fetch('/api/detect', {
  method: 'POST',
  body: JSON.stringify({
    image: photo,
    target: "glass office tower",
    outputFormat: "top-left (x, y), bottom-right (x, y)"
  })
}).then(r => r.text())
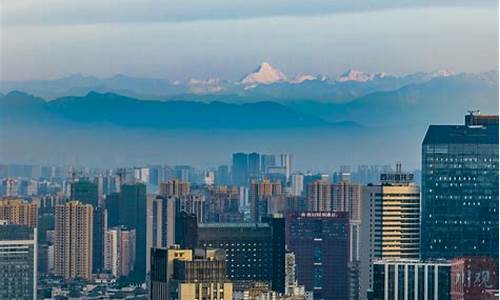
top-left (421, 112), bottom-right (498, 259)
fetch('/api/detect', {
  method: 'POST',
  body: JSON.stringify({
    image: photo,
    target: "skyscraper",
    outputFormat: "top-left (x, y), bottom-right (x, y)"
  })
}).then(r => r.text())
top-left (290, 172), bottom-right (304, 196)
top-left (120, 183), bottom-right (147, 281)
top-left (331, 179), bottom-right (363, 300)
top-left (248, 152), bottom-right (261, 178)
top-left (197, 218), bottom-right (285, 291)
top-left (360, 165), bottom-right (420, 298)
top-left (54, 201), bottom-right (93, 280)
top-left (366, 165), bottom-right (420, 260)
top-left (148, 195), bottom-right (176, 249)
top-left (0, 224), bottom-right (37, 300)
top-left (215, 165), bottom-right (230, 186)
top-left (175, 211), bottom-right (198, 250)
top-left (331, 180), bottom-right (362, 260)
top-left (0, 198), bottom-right (38, 227)
top-left (232, 152), bottom-right (249, 186)
top-left (286, 211), bottom-right (350, 300)
top-left (150, 246), bottom-right (193, 300)
top-left (71, 180), bottom-right (99, 207)
top-left (169, 248), bottom-right (233, 300)
top-left (104, 226), bottom-right (136, 277)
top-left (421, 112), bottom-right (499, 259)
top-left (159, 179), bottom-right (190, 197)
top-left (261, 154), bottom-right (276, 175)
top-left (279, 154), bottom-right (292, 182)
top-left (105, 192), bottom-right (120, 227)
top-left (249, 179), bottom-right (282, 222)
top-left (306, 179), bottom-right (331, 212)
top-left (92, 207), bottom-right (107, 274)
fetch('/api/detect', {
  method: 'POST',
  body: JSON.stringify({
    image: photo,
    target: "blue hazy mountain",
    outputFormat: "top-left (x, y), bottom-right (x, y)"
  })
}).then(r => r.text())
top-left (0, 91), bottom-right (334, 128)
top-left (2, 71), bottom-right (497, 129)
top-left (0, 74), bottom-right (188, 101)
top-left (286, 71), bottom-right (498, 126)
top-left (0, 70), bottom-right (497, 169)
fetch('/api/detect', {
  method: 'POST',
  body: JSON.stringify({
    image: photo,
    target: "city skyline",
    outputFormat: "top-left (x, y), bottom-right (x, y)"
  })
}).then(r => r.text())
top-left (0, 1), bottom-right (498, 299)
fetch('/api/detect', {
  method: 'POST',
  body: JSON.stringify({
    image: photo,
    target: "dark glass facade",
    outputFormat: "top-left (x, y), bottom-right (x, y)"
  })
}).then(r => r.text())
top-left (232, 153), bottom-right (249, 186)
top-left (175, 211), bottom-right (198, 250)
top-left (92, 207), bottom-right (107, 273)
top-left (286, 212), bottom-right (350, 300)
top-left (197, 218), bottom-right (285, 291)
top-left (71, 180), bottom-right (98, 207)
top-left (120, 183), bottom-right (147, 281)
top-left (421, 120), bottom-right (499, 259)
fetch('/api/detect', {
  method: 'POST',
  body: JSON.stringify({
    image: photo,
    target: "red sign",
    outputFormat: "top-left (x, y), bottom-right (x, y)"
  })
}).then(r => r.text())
top-left (451, 256), bottom-right (498, 300)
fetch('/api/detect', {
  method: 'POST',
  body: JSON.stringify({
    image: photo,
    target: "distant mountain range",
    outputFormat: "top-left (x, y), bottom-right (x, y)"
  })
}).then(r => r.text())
top-left (1, 69), bottom-right (497, 130)
top-left (1, 66), bottom-right (497, 168)
top-left (2, 63), bottom-right (493, 103)
top-left (0, 91), bottom-right (338, 129)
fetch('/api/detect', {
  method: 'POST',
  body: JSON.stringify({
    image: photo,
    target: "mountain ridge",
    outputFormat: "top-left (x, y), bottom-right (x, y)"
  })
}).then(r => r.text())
top-left (0, 91), bottom-right (343, 129)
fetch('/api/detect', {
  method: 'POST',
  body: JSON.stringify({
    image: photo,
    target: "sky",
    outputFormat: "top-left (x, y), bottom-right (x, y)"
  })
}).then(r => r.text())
top-left (1, 0), bottom-right (498, 81)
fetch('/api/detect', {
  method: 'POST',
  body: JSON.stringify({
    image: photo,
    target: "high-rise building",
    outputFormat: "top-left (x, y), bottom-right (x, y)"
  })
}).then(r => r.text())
top-left (104, 226), bottom-right (136, 277)
top-left (175, 211), bottom-right (198, 250)
top-left (279, 154), bottom-right (293, 182)
top-left (306, 180), bottom-right (331, 212)
top-left (421, 112), bottom-right (499, 259)
top-left (367, 165), bottom-right (420, 259)
top-left (54, 201), bottom-right (93, 280)
top-left (372, 259), bottom-right (452, 300)
top-left (177, 194), bottom-right (206, 223)
top-left (150, 246), bottom-right (193, 300)
top-left (285, 251), bottom-right (297, 295)
top-left (249, 179), bottom-right (282, 222)
top-left (92, 207), bottom-right (107, 274)
top-left (148, 195), bottom-right (176, 249)
top-left (197, 217), bottom-right (285, 292)
top-left (71, 180), bottom-right (99, 207)
top-left (331, 179), bottom-right (363, 300)
top-left (159, 179), bottom-right (190, 197)
top-left (261, 154), bottom-right (276, 175)
top-left (215, 165), bottom-right (230, 186)
top-left (232, 152), bottom-right (249, 186)
top-left (119, 183), bottom-right (147, 280)
top-left (290, 172), bottom-right (304, 196)
top-left (0, 198), bottom-right (38, 227)
top-left (150, 247), bottom-right (233, 300)
top-left (450, 256), bottom-right (498, 300)
top-left (104, 228), bottom-right (118, 277)
top-left (248, 152), bottom-right (261, 178)
top-left (175, 165), bottom-right (192, 183)
top-left (105, 192), bottom-right (120, 227)
top-left (0, 224), bottom-right (37, 300)
top-left (331, 180), bottom-right (363, 260)
top-left (170, 248), bottom-right (233, 300)
top-left (286, 211), bottom-right (350, 300)
top-left (360, 165), bottom-right (420, 299)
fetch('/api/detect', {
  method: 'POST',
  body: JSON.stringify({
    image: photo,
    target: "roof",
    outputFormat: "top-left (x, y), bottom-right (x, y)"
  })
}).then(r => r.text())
top-left (198, 223), bottom-right (270, 229)
top-left (422, 125), bottom-right (498, 145)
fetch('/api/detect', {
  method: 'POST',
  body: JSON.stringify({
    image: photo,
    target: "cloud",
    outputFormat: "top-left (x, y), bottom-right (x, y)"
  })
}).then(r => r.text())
top-left (1, 0), bottom-right (496, 26)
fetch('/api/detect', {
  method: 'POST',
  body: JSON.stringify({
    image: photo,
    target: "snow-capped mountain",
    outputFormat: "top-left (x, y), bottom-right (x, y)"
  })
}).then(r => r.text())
top-left (290, 73), bottom-right (319, 84)
top-left (336, 69), bottom-right (390, 82)
top-left (428, 69), bottom-right (456, 78)
top-left (187, 78), bottom-right (225, 94)
top-left (240, 62), bottom-right (287, 85)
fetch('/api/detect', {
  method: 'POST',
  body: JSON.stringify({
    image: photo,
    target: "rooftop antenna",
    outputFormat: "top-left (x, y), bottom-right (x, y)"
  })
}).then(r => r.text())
top-left (396, 162), bottom-right (402, 173)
